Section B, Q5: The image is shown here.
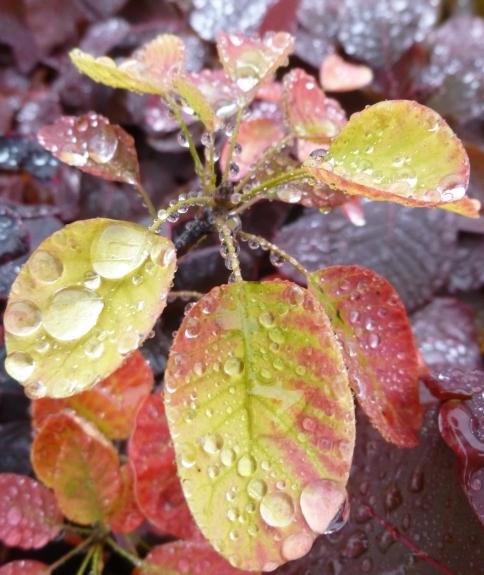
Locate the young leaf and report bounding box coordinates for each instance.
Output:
[31,411,122,524]
[0,473,62,549]
[172,76,215,132]
[0,561,49,575]
[70,34,185,95]
[128,395,200,539]
[308,266,422,447]
[217,32,294,95]
[164,280,355,571]
[4,218,176,398]
[134,541,254,575]
[303,100,479,216]
[187,70,240,125]
[38,113,141,186]
[32,350,154,439]
[109,464,145,534]
[283,68,346,144]
[319,53,373,92]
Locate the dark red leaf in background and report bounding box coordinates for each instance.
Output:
[0,560,49,575]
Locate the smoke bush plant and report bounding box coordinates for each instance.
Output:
[0,32,480,574]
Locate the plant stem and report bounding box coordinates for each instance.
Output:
[106,537,142,568]
[222,107,244,183]
[136,183,157,219]
[74,546,95,575]
[149,195,215,232]
[91,544,104,575]
[168,290,204,301]
[50,534,96,572]
[239,231,308,277]
[237,167,308,205]
[216,218,242,282]
[204,137,217,191]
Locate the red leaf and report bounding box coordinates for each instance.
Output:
[109,464,145,534]
[309,265,422,446]
[32,351,154,439]
[134,541,255,575]
[128,395,199,539]
[0,561,49,575]
[0,474,62,549]
[38,113,140,185]
[319,54,373,92]
[259,0,301,34]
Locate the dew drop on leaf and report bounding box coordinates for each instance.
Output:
[4,352,35,382]
[29,251,63,283]
[260,492,295,527]
[4,301,41,337]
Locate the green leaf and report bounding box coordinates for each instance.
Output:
[304,100,480,216]
[164,280,355,572]
[173,76,216,132]
[70,34,185,95]
[4,218,176,398]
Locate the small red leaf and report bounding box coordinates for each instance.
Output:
[38,113,140,185]
[309,265,422,447]
[128,395,199,539]
[134,541,255,575]
[32,351,154,439]
[319,53,373,92]
[109,464,145,534]
[0,561,49,575]
[0,474,62,549]
[188,69,240,125]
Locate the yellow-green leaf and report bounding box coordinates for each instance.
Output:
[304,100,479,216]
[4,218,176,398]
[164,280,355,572]
[173,76,216,132]
[70,34,185,95]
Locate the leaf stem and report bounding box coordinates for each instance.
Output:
[74,545,95,575]
[237,167,308,205]
[168,290,204,301]
[216,218,242,282]
[91,544,104,575]
[50,534,96,572]
[149,195,215,231]
[222,107,244,183]
[136,183,157,219]
[106,537,142,568]
[239,231,308,277]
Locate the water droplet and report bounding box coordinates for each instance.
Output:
[201,433,223,455]
[29,250,63,283]
[324,495,350,534]
[83,271,101,290]
[6,506,21,527]
[4,301,41,337]
[83,337,104,359]
[25,380,46,399]
[282,531,314,561]
[91,224,149,280]
[117,330,140,355]
[87,128,118,163]
[221,447,236,467]
[224,357,244,377]
[300,480,347,534]
[258,311,274,328]
[180,443,198,468]
[260,492,294,527]
[286,284,305,306]
[184,317,200,339]
[247,478,267,500]
[43,287,103,341]
[4,352,35,382]
[237,454,256,477]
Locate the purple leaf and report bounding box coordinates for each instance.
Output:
[0,204,29,265]
[448,236,484,293]
[423,366,484,401]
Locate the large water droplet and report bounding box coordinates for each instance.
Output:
[224,357,244,377]
[4,352,35,382]
[4,301,41,337]
[260,492,294,527]
[91,224,149,280]
[87,128,118,163]
[282,532,314,561]
[300,479,347,534]
[201,433,223,455]
[247,478,267,500]
[237,454,256,477]
[43,287,103,341]
[29,250,63,283]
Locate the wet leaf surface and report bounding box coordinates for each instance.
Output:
[109,464,145,534]
[0,560,49,575]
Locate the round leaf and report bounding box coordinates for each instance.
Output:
[308,266,422,447]
[164,280,355,571]
[0,561,49,575]
[0,473,62,549]
[4,218,176,398]
[304,100,478,215]
[319,53,373,92]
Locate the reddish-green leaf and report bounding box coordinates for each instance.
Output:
[70,34,185,95]
[109,464,145,534]
[134,541,254,575]
[308,266,422,447]
[319,53,373,92]
[217,32,294,95]
[304,100,480,216]
[4,218,176,398]
[188,70,240,124]
[164,280,355,571]
[0,473,62,549]
[0,561,49,575]
[172,76,216,132]
[128,395,199,539]
[32,350,154,439]
[282,68,346,146]
[38,113,141,185]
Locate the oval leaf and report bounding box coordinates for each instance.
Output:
[319,53,373,92]
[4,218,176,398]
[109,464,145,534]
[32,350,154,439]
[0,473,62,549]
[38,113,140,185]
[70,34,185,95]
[303,100,478,215]
[308,266,422,447]
[0,561,49,575]
[217,32,294,95]
[128,394,199,539]
[172,76,215,132]
[135,541,254,575]
[188,70,240,125]
[164,280,355,571]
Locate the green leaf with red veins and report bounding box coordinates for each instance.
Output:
[70,34,185,95]
[0,561,49,575]
[134,541,255,575]
[217,32,294,96]
[164,280,355,572]
[109,464,145,534]
[221,118,285,181]
[304,100,480,217]
[0,474,62,549]
[32,350,154,439]
[319,53,374,92]
[308,266,422,447]
[38,113,141,186]
[282,68,347,146]
[4,218,176,398]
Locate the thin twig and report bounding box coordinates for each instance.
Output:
[74,546,95,575]
[216,218,242,281]
[237,167,308,204]
[221,107,244,183]
[50,534,96,572]
[149,195,215,232]
[136,183,157,219]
